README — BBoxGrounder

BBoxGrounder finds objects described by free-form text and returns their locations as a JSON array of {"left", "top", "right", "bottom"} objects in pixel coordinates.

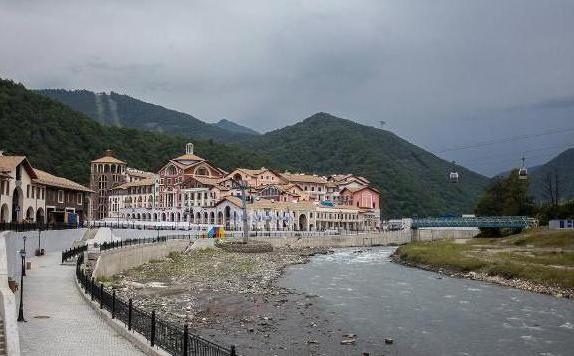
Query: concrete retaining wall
[
  {"left": 252, "top": 228, "right": 479, "bottom": 249},
  {"left": 92, "top": 240, "right": 191, "bottom": 279},
  {"left": 5, "top": 229, "right": 86, "bottom": 279},
  {"left": 0, "top": 233, "right": 21, "bottom": 355},
  {"left": 253, "top": 231, "right": 412, "bottom": 249},
  {"left": 414, "top": 228, "right": 480, "bottom": 242}
]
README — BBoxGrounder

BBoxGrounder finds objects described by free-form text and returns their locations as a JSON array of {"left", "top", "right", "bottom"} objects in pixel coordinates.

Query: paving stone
[{"left": 16, "top": 253, "right": 145, "bottom": 356}]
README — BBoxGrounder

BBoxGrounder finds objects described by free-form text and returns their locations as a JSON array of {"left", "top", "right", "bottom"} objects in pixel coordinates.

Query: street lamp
[
  {"left": 17, "top": 249, "right": 26, "bottom": 322},
  {"left": 231, "top": 179, "right": 250, "bottom": 243},
  {"left": 22, "top": 236, "right": 27, "bottom": 276}
]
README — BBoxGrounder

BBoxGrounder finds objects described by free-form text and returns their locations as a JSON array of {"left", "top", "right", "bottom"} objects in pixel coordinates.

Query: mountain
[
  {"left": 36, "top": 89, "right": 251, "bottom": 142},
  {"left": 529, "top": 148, "right": 574, "bottom": 203},
  {"left": 1, "top": 80, "right": 270, "bottom": 184},
  {"left": 238, "top": 113, "right": 491, "bottom": 217},
  {"left": 214, "top": 119, "right": 259, "bottom": 135}
]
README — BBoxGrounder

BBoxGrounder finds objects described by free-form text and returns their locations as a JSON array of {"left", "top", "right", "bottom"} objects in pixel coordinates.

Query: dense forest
[{"left": 0, "top": 80, "right": 270, "bottom": 185}]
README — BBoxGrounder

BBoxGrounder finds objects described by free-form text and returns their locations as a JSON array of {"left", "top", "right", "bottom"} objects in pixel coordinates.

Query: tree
[
  {"left": 475, "top": 170, "right": 534, "bottom": 236},
  {"left": 543, "top": 169, "right": 560, "bottom": 207}
]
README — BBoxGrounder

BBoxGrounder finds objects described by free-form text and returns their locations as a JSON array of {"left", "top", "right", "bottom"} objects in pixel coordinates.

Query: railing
[
  {"left": 61, "top": 244, "right": 88, "bottom": 263},
  {"left": 0, "top": 222, "right": 81, "bottom": 232},
  {"left": 99, "top": 235, "right": 192, "bottom": 252},
  {"left": 76, "top": 254, "right": 236, "bottom": 356}
]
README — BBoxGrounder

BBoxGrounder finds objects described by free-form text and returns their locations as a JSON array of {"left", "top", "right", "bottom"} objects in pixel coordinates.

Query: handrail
[{"left": 75, "top": 254, "right": 236, "bottom": 356}]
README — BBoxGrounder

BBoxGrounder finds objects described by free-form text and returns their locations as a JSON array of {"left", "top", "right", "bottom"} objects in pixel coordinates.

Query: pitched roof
[
  {"left": 0, "top": 156, "right": 37, "bottom": 178},
  {"left": 126, "top": 168, "right": 156, "bottom": 179},
  {"left": 33, "top": 169, "right": 93, "bottom": 193},
  {"left": 92, "top": 156, "right": 126, "bottom": 164},
  {"left": 280, "top": 172, "right": 328, "bottom": 184},
  {"left": 340, "top": 185, "right": 381, "bottom": 194},
  {"left": 173, "top": 153, "right": 205, "bottom": 163},
  {"left": 111, "top": 177, "right": 155, "bottom": 190}
]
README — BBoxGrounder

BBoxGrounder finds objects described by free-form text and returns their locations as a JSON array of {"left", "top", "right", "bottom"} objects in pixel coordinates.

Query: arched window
[{"left": 167, "top": 165, "right": 177, "bottom": 176}]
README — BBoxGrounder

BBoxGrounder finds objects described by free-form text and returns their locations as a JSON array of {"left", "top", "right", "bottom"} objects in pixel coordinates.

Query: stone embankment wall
[
  {"left": 253, "top": 228, "right": 479, "bottom": 249},
  {"left": 414, "top": 228, "right": 480, "bottom": 242},
  {"left": 92, "top": 240, "right": 190, "bottom": 278},
  {"left": 253, "top": 231, "right": 411, "bottom": 249},
  {"left": 0, "top": 232, "right": 21, "bottom": 355}
]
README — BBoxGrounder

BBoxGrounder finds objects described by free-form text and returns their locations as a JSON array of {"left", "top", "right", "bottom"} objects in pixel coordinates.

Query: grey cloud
[{"left": 0, "top": 0, "right": 573, "bottom": 175}]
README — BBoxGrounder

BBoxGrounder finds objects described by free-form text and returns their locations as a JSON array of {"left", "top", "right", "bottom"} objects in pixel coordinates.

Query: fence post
[
  {"left": 128, "top": 299, "right": 133, "bottom": 330},
  {"left": 230, "top": 345, "right": 236, "bottom": 356},
  {"left": 91, "top": 277, "right": 95, "bottom": 301},
  {"left": 151, "top": 310, "right": 156, "bottom": 347},
  {"left": 112, "top": 290, "right": 116, "bottom": 319},
  {"left": 183, "top": 324, "right": 188, "bottom": 356},
  {"left": 100, "top": 283, "right": 104, "bottom": 309}
]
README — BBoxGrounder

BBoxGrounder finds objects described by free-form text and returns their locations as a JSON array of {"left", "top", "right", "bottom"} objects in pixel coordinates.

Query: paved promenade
[{"left": 17, "top": 253, "right": 145, "bottom": 356}]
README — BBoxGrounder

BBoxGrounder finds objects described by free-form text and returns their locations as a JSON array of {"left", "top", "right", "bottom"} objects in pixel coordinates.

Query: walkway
[{"left": 17, "top": 253, "right": 145, "bottom": 356}]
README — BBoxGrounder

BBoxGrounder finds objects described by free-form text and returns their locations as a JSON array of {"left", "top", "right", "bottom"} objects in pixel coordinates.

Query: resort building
[
  {"left": 93, "top": 143, "right": 382, "bottom": 231},
  {"left": 34, "top": 169, "right": 93, "bottom": 225},
  {"left": 0, "top": 151, "right": 91, "bottom": 224}
]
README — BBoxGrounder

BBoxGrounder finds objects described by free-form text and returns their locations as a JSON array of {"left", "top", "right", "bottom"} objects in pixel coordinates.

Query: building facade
[
  {"left": 94, "top": 143, "right": 382, "bottom": 231},
  {"left": 0, "top": 152, "right": 91, "bottom": 224}
]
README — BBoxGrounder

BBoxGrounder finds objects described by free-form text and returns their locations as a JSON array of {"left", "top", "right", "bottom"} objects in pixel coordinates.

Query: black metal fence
[
  {"left": 99, "top": 234, "right": 193, "bottom": 252},
  {"left": 76, "top": 254, "right": 235, "bottom": 356},
  {"left": 61, "top": 244, "right": 88, "bottom": 263},
  {"left": 0, "top": 222, "right": 81, "bottom": 232}
]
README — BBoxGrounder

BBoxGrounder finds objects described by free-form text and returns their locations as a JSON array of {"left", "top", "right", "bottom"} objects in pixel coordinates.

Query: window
[
  {"left": 77, "top": 193, "right": 83, "bottom": 205},
  {"left": 57, "top": 190, "right": 64, "bottom": 203},
  {"left": 26, "top": 185, "right": 30, "bottom": 198}
]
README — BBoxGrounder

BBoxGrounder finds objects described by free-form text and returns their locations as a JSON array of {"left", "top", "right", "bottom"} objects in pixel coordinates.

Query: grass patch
[
  {"left": 96, "top": 275, "right": 121, "bottom": 285},
  {"left": 396, "top": 229, "right": 574, "bottom": 289}
]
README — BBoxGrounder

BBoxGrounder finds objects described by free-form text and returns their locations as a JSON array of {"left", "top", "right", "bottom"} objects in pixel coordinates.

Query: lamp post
[
  {"left": 17, "top": 249, "right": 26, "bottom": 322},
  {"left": 22, "top": 236, "right": 27, "bottom": 276}
]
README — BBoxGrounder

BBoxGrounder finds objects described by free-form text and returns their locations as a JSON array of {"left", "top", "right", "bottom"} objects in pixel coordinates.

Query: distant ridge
[
  {"left": 214, "top": 118, "right": 259, "bottom": 135},
  {"left": 36, "top": 89, "right": 251, "bottom": 142},
  {"left": 529, "top": 148, "right": 574, "bottom": 203}
]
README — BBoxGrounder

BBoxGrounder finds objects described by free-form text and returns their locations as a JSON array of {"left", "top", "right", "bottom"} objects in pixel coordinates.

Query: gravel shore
[
  {"left": 112, "top": 247, "right": 355, "bottom": 355},
  {"left": 391, "top": 253, "right": 574, "bottom": 299}
]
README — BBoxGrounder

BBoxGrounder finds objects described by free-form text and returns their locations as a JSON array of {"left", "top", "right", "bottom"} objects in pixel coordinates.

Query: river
[{"left": 279, "top": 247, "right": 574, "bottom": 356}]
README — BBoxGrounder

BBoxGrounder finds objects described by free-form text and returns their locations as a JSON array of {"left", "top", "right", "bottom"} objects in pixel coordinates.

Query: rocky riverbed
[{"left": 112, "top": 247, "right": 359, "bottom": 355}]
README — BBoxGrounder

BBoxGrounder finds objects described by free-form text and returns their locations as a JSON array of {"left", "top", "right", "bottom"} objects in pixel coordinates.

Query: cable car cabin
[
  {"left": 518, "top": 168, "right": 528, "bottom": 180},
  {"left": 449, "top": 171, "right": 459, "bottom": 183}
]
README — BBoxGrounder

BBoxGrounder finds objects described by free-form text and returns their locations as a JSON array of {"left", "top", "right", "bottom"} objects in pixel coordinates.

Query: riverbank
[
  {"left": 110, "top": 246, "right": 357, "bottom": 355},
  {"left": 393, "top": 228, "right": 574, "bottom": 298}
]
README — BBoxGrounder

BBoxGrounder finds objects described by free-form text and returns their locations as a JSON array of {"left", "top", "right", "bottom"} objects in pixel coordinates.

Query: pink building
[{"left": 339, "top": 186, "right": 380, "bottom": 209}]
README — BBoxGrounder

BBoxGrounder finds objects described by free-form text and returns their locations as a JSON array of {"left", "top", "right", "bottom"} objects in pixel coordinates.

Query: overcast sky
[{"left": 1, "top": 0, "right": 573, "bottom": 176}]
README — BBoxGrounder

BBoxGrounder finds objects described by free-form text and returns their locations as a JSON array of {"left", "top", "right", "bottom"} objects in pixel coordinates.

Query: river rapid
[{"left": 279, "top": 247, "right": 574, "bottom": 356}]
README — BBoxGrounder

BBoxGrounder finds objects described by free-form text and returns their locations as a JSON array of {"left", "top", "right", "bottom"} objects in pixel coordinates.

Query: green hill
[
  {"left": 529, "top": 148, "right": 574, "bottom": 203},
  {"left": 1, "top": 80, "right": 270, "bottom": 184},
  {"left": 239, "top": 113, "right": 490, "bottom": 217},
  {"left": 36, "top": 89, "right": 251, "bottom": 142}
]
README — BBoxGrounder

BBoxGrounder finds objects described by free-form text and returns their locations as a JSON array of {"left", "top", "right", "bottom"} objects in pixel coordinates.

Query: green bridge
[{"left": 411, "top": 216, "right": 538, "bottom": 229}]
